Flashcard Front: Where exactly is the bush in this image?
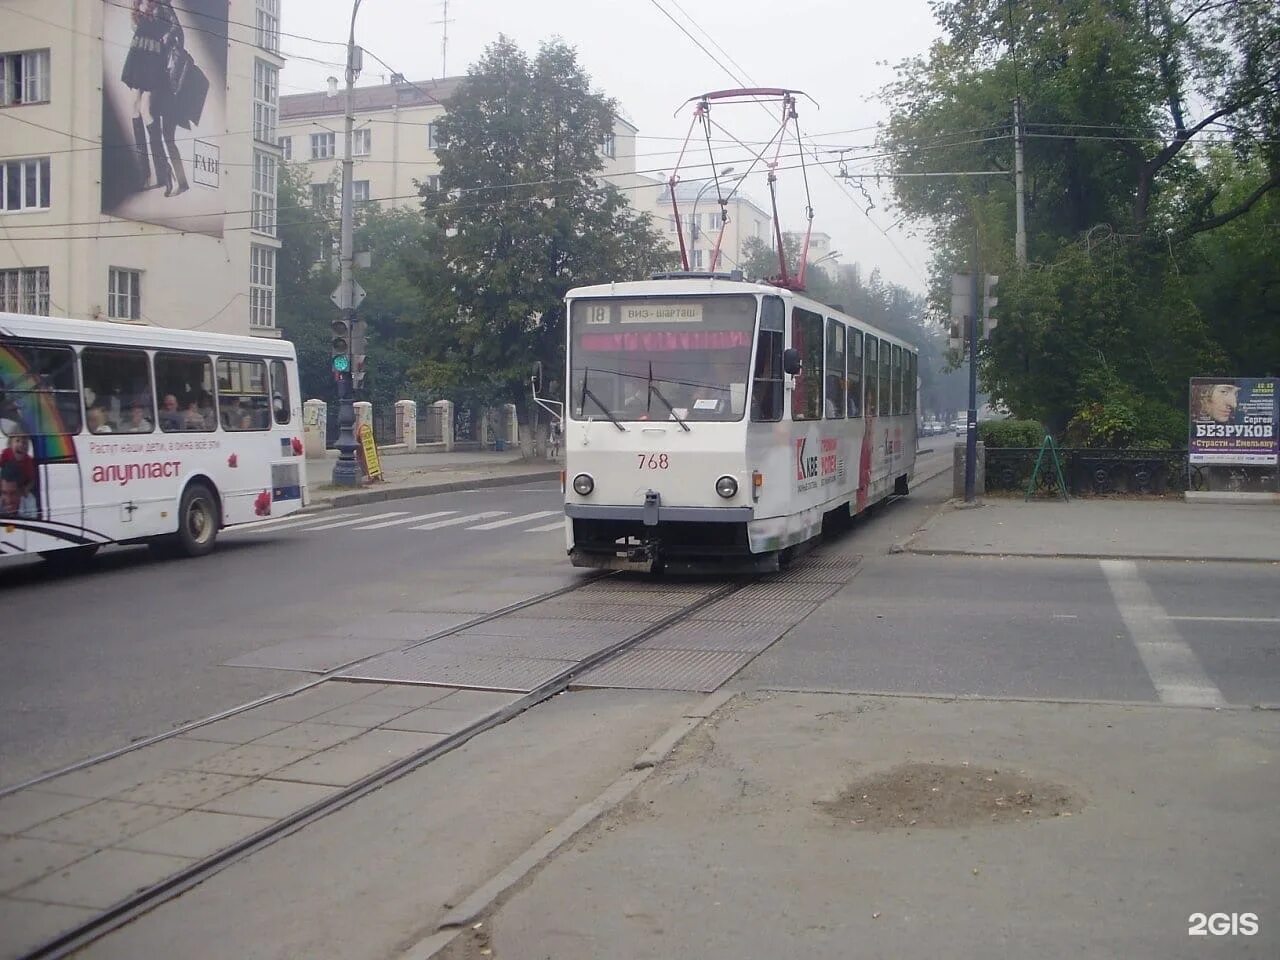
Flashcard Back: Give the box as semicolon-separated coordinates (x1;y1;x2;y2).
978;419;1045;448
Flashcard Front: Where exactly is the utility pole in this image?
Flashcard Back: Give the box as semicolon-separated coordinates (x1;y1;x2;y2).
1013;95;1027;266
964;230;980;503
330;0;364;487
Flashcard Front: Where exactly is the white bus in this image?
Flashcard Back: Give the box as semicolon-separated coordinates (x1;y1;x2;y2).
1;313;306;562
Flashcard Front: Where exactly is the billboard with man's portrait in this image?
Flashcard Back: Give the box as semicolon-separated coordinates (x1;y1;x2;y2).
101;0;229;237
1188;378;1278;465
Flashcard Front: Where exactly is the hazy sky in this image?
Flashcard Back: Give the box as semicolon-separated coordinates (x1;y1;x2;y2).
281;0;941;291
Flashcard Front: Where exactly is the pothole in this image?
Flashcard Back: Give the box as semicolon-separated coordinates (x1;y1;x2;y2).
817;762;1079;829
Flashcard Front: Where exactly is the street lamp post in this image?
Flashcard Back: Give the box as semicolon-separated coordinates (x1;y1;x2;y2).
330;0;364;487
690;166;734;269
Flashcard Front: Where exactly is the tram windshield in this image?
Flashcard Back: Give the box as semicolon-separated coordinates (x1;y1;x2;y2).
568;294;756;423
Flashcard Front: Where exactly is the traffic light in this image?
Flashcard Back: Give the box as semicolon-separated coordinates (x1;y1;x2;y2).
331;317;351;373
982;274;999;339
350;320;367;390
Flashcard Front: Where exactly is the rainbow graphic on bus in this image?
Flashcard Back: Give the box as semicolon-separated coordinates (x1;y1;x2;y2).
0;342;80;464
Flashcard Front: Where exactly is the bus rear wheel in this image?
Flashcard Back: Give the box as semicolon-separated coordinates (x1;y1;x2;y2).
156;482;220;558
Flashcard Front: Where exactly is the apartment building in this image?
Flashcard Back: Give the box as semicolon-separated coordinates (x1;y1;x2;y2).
277;74;641;215
0;0;284;335
638;177;773;274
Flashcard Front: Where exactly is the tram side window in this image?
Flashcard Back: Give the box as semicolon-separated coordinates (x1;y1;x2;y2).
218;358;270;431
889;345;901;416
269;359;292;426
825;320;845;419
847;330;863;417
155;353;216;432
908;352;917;413
0;342;81;437
81;348;153;434
880;340;892;417
791;308;823;421
865;337;879;417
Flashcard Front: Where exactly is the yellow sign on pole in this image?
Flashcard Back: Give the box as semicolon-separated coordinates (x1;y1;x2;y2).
357;423;384;481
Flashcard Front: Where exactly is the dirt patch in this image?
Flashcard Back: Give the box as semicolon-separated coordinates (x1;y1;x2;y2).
434;922;495;959
817;762;1079;829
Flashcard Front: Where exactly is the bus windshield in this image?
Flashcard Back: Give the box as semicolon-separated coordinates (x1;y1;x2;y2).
568;294;756;423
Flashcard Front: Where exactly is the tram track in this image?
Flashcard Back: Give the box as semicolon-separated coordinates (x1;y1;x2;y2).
16;571;759;960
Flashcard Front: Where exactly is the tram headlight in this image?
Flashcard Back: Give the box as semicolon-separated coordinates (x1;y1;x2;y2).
715;475;738;499
572;473;595;496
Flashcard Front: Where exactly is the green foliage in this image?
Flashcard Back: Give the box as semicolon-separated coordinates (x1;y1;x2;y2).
881;0;1280;440
410;37;675;411
978;419;1044;448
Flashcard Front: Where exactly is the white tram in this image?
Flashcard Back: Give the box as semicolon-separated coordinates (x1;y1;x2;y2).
561;274;918;573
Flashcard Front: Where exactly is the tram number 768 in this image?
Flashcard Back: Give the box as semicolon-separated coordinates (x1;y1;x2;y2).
638;454;670;470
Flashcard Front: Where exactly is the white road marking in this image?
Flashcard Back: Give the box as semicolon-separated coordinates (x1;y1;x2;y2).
526;520;567;533
1052;614;1079;620
1169;615;1280;624
467;510;560;530
351;511;456;530
228;512;358;533
410;511;506;531
304;512;409;532
1101;559;1227;707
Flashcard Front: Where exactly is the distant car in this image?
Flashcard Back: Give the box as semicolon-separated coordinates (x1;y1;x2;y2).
953;419;966;437
924;419;943;436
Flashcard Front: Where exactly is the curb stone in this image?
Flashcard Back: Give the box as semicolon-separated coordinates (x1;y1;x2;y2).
306;469;562;510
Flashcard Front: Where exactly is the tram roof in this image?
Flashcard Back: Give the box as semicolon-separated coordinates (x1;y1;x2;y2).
565;279;918;351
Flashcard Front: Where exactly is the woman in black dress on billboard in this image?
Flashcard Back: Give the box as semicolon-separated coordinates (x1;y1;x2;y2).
121;0;188;197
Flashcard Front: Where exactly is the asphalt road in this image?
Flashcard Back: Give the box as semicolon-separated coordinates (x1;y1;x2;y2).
0;482;578;786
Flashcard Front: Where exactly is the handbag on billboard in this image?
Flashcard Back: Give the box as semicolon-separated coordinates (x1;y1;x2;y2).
167;46;208;129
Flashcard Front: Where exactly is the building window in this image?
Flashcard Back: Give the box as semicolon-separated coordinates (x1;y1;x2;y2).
691;248;703;269
107;268;141;321
255;0;280;54
252;150;277;236
427;122;440;150
352;180;371;205
353;128;371;156
1;157;51;212
252;59;278;142
424;174;441;193
249;245;275;329
754;220;761;238
278;135;291;160
310;132;335;160
600;132;616;158
0;267;50;315
0;50;50;107
309;182;335;210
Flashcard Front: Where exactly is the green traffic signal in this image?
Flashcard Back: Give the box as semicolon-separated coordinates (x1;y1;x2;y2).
333;355;351;373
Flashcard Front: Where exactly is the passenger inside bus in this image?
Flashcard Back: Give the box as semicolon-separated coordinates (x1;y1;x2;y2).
88;406;114;434
0;461;38;519
159;394;183;431
122;402;153;433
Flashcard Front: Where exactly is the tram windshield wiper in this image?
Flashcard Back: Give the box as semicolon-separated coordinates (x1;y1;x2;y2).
579;368;626;432
647;362;690;432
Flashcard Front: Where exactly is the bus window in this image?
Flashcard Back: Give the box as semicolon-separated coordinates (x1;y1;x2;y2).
791;308;823;421
890;345;901;416
0;342;81;437
847;329;863;417
218;358;270;431
81;348;153;434
825;320;845;420
156;353;216;432
865;337;878;417
270;360;292;426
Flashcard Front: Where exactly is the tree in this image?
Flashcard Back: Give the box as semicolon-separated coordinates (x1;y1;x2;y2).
881;0;1279;442
410;37;674;412
275;163;336;405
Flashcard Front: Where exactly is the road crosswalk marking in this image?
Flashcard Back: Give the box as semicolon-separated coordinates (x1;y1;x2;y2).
409;511;507;531
467;510;560;530
352;511;457;530
229;512;358;533
304;511;410;532
525;520;566;533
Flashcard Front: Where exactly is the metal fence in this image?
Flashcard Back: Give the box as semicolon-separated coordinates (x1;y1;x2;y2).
418;404;444;443
985;448;1196;496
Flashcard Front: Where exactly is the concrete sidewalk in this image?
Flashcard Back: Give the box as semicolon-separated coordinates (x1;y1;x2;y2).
907;496;1280;562
305;450;561;509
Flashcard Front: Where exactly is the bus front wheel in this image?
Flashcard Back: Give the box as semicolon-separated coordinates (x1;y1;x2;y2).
172;482;220;557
